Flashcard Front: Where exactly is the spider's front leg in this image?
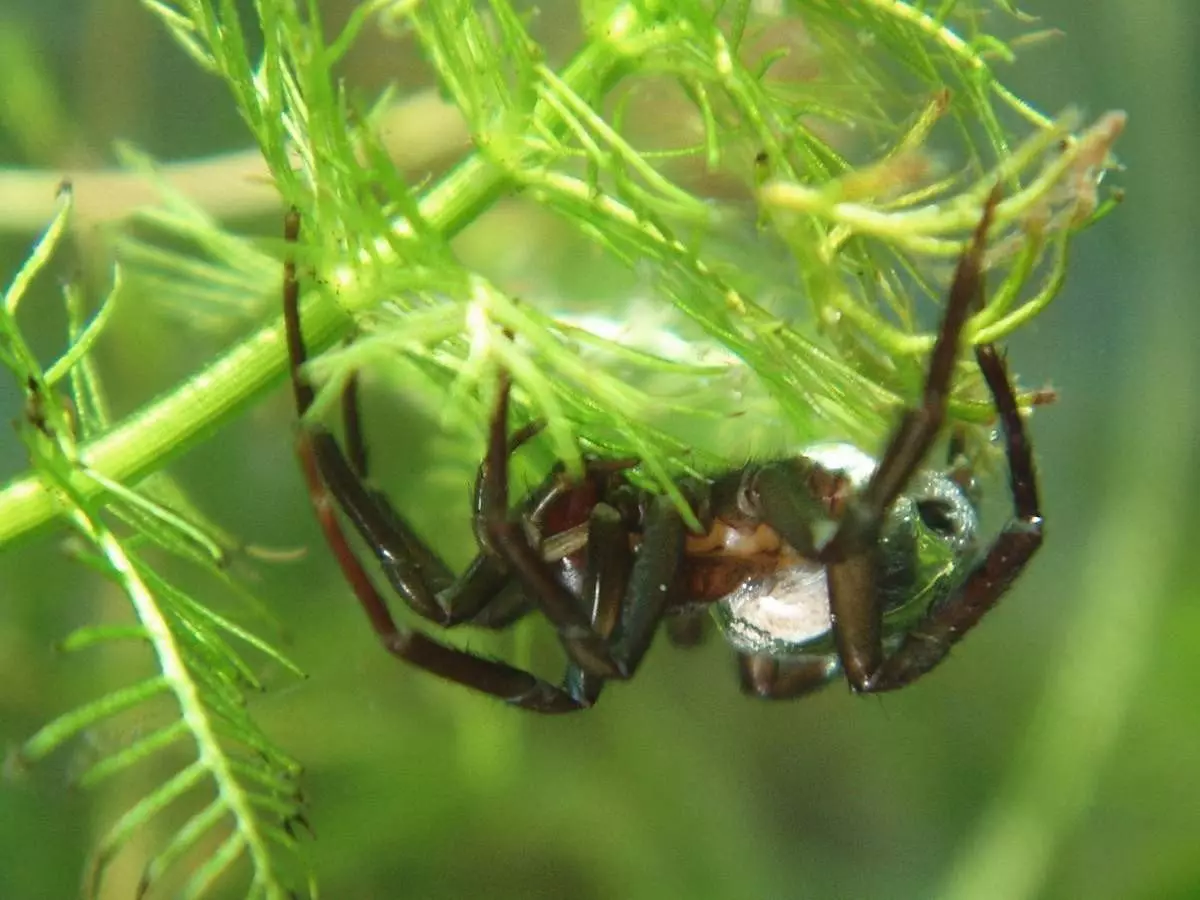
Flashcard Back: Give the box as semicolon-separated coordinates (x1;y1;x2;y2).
814;192;1002;693
816;188;1040;694
863;340;1042;691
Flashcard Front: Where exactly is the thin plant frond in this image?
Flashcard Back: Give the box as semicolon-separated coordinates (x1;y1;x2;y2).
3;198;309;898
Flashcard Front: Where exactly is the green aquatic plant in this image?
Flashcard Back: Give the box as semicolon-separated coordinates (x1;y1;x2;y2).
0;1;1122;896
2;189;311;898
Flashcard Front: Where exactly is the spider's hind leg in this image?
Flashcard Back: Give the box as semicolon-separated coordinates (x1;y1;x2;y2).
285;254;526;628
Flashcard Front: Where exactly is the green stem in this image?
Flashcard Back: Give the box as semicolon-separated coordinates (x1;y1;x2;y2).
0;40;619;549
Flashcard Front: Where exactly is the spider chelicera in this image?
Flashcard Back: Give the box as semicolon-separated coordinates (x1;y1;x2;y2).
282;190;1042;713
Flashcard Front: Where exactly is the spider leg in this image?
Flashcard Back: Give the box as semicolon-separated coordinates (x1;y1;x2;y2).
611;493;688;669
342;373;369;478
477;367;644;678
291;429;589;711
581;504;635;637
285;216;549;628
862;342;1043;691
823;186;1000;563
562;503;633;705
564;495;688;704
430;419;557;626
300;374;511;625
283;212;588;712
747;459;837;557
814;189;1000;691
738;654;836;700
282;226;460;622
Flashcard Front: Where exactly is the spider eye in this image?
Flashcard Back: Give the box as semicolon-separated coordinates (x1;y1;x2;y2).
917;499;958;537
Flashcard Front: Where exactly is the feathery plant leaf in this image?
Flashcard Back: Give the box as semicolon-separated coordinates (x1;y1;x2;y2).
3;189;310;898
0;1;1125;540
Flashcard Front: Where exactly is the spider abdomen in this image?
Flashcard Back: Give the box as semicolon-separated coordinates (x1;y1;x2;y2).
712;557;834;657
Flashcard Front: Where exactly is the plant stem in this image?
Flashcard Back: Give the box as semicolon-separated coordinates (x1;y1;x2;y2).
0;89;466;233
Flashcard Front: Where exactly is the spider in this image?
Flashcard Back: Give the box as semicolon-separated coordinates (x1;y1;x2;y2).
282;190;1042;713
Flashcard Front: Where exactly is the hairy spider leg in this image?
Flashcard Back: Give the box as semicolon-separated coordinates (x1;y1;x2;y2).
284;210;587;712
284;221;544;629
722;189;1023;696
824;187;999;561
734;384;1027;700
794;186;1040;694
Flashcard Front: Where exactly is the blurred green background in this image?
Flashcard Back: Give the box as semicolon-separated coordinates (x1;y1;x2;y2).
1;2;1197;899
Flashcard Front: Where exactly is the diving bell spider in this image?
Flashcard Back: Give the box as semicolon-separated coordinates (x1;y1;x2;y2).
282;192;1042;713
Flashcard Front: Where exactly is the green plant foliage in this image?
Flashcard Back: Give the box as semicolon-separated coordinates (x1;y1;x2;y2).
0;1;1129;897
0;0;1124;543
2;190;310;899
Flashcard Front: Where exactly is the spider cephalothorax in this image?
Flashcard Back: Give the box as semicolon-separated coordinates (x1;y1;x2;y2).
283;190;1042;712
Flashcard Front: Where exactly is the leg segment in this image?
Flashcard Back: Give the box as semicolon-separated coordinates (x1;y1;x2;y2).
283;211;590;712
749;460;840;557
738;654;836;700
477;369;631;678
816;190;1001;691
806;189;1042;693
284;217;540;629
822;186;1000;564
280;227;461;622
564;494;688;704
610;493;687;670
863;341;1043;690
563;503;634;706
291;429;588;711
748;196;999;693
342;374;369;478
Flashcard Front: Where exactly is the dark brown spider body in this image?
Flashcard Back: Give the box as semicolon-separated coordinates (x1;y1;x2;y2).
523;462;818;620
283;188;1043;712
522;446;981;696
